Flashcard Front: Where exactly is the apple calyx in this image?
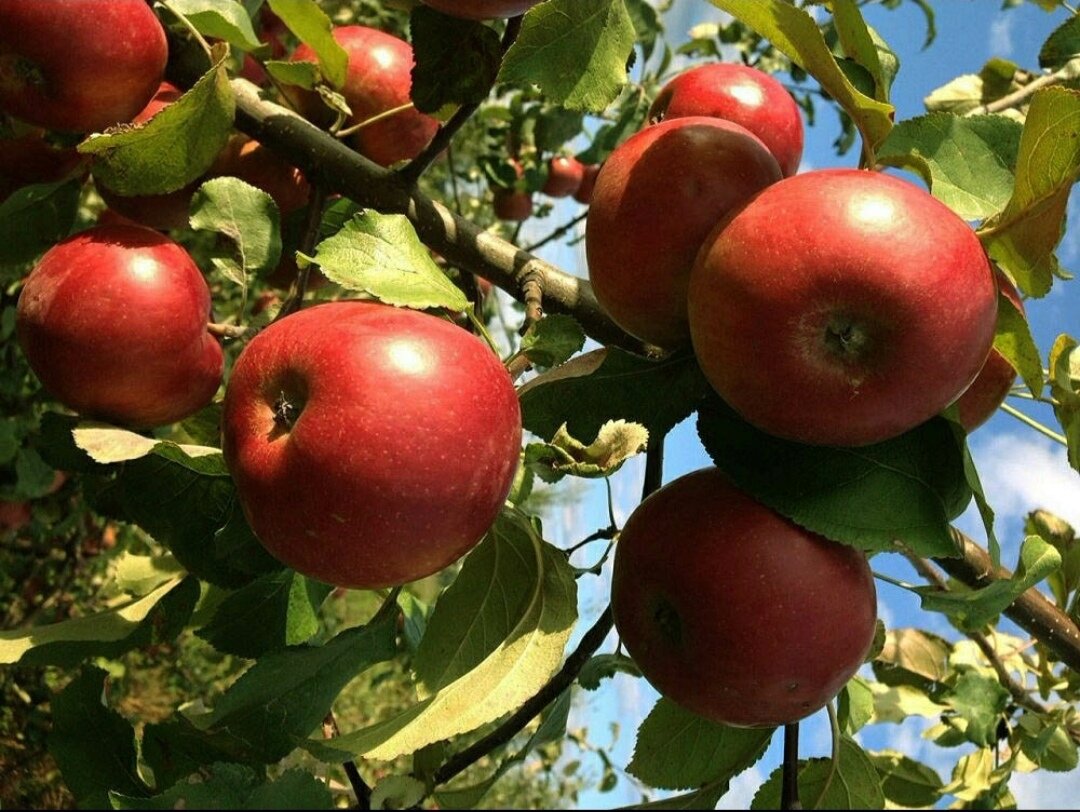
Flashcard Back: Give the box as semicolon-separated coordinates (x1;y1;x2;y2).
824;315;872;361
272;391;303;431
653;598;683;645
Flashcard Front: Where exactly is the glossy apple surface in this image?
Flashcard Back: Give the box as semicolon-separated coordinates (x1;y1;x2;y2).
649;63;804;177
542;155;585;198
287;26;439;167
955;269;1024;432
586;116;781;349
17;225;223;427
688;168;998;447
421;1;541;19
0;0;167;133
221;301;523;589
611;467;877;728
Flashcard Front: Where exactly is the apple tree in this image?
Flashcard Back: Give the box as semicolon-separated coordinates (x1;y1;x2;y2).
2;0;1080;809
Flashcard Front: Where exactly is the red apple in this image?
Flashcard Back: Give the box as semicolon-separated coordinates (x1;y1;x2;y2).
221;300;522;589
586;116;781;349
421;0;542;19
17;225;223;427
0;500;32;533
542;155;585;198
0;0;168;133
573;162;600;205
286;26;439;168
955;269;1024;432
611;467;877;728
494;188;533;221
210;135;311;215
688;168;998;447
649;63;804;178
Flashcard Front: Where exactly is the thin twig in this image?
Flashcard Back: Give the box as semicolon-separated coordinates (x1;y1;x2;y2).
523;211;588;254
206;322;251;340
999;402;1068;446
781;723;802;810
969;61;1080;116
322;712;373;810
278;186;329;319
336;102;417;139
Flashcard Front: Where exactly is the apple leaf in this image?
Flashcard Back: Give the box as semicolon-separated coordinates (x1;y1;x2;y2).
167;0;262;52
114;552;185;597
410;7;502;114
830;0;896;103
876;113;1021;220
959;434;1000;567
498;0;636;113
0;577;198;667
0;179;80;274
1039;15;1080;70
980;87;1080;298
751;736;885;809
872;628;952;690
264;59;321;90
519;314;586;368
190;176;283;283
943;669;1013;748
72;422;220;465
994;285;1043;398
1017;713;1080;772
867;683;950;725
79;46;235;195
524;420;648;483
195;569;334;658
939;749;998;804
47;666;150;809
867;750;945;809
111;764;334;810
706;0;894;154
696;395;969;557
304;510;577;762
627;698;774;791
915;535;1061;631
1049;334;1080;471
194;604;399;764
577;652;641;690
838;676;875;736
267;0;347;89
623;782;729;809
309;212;469;313
520;348;710;444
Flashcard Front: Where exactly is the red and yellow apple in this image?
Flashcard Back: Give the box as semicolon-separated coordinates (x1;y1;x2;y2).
611;467;878;728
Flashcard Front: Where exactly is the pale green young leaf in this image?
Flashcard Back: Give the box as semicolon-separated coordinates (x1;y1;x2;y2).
578;652;641;690
79;48;235;195
627;697;773;791
311;212;469;312
267;0;347;88
524;420;648;483
168;0;262;51
867;682;949;725
520;314;586;368
1048;334;1080;471
940;748;995;802
706;0;894;153
1017;712;1080;771
994;284;1043;398
264;59;321;90
867;750;944;809
751;736;885;809
873;628;952;687
838;676;875;735
831;0;896;102
190;176;283;280
498;0;636;112
114;552;184;597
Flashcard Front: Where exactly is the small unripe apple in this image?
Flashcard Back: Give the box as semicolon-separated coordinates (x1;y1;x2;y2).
17;225;223;427
286;26;439;167
649;63;804;177
542;155;585;198
0;0;168;133
688;168;998;447
586;116;781;349
612;467;877;728
421;1;542;19
221;301;523;589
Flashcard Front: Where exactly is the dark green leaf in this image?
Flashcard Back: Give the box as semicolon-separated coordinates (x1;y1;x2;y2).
410;7;502;114
578;653;641;690
943;669;1011;746
1039;15;1080;69
623;781;728;809
110;763;334;809
831;1;897;102
169;0;262;52
0;180;80;272
867;750;943;808
520;314;585;368
1017;712;1080;772
751;736;885;809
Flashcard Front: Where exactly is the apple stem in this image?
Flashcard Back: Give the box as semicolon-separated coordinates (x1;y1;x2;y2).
781;723;802;810
998;402;1068;445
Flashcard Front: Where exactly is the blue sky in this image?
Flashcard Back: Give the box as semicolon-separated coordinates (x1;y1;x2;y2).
510;2;1080;808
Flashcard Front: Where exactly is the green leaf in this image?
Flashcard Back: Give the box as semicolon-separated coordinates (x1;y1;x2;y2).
310;212;469;312
72;422;220;465
410;7;502;114
306;511;577;762
520;314;586;368
838;676;874;735
751;736;885;809
197;606;398;763
266;0;347;88
831;0;896;102
1017;712;1080;771
994;283;1043;398
1048;334;1080;471
169;0;262;52
190;176;283;282
915;535;1061;630
524;420;647;484
114;552;185;597
498;0;636;112
79;49;235;195
195;570;333;658
872;628;952;690
943;669;1011;746
13;446;57;498
706;0;894;153
696;395;968;557
867;750;943;808
960;435;1001;567
520;348;710;444
981;87;1080;297
877;114;1022;220
577;652;641;690
1039;15;1080;69
627;697;773;791
0;179;80;272
48;666;149;809
110;763;334;809
0;578;198;666
264;59;321;90
623;781;728;809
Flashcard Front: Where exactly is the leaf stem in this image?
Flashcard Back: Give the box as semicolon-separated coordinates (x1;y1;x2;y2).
335;102;417;139
158;0;214;61
871;570;920;592
523;211;588;254
999;402;1068;445
781;723;802;810
808;703;841;809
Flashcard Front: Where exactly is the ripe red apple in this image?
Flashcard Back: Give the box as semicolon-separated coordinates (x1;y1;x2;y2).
210;135;311;215
542;155;585;198
494;188;533;221
586;116;781;349
286;26;439;167
649;63;804;178
421;1;542;19
573;162;600;205
955;269;1024;432
17;225;223;427
611;467;877;728
0;0;167;133
688;168;998;447
221;300;522;589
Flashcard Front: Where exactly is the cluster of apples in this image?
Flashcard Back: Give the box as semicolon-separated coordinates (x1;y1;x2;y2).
587;63;1022;727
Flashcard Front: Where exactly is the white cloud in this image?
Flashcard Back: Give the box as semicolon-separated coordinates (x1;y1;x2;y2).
988;16;1015;58
1011;768;1080;809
